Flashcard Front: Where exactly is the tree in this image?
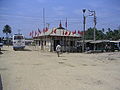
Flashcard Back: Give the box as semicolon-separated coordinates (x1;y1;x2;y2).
96;30;106;40
85;27;120;41
3;25;12;45
85;28;105;40
106;28;114;40
112;29;120;40
105;28;120;40
85;27;94;40
3;25;12;35
102;28;105;32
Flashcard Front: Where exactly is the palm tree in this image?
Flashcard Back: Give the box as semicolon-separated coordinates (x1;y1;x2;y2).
3;25;12;45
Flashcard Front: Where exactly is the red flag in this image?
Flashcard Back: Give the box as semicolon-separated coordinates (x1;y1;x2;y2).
65;18;67;28
38;28;41;34
35;31;37;37
43;28;45;33
65;31;71;35
72;30;76;34
32;31;34;37
29;32;32;36
74;30;76;34
65;31;68;35
59;20;62;27
78;30;81;34
45;27;48;32
54;28;57;33
51;28;57;34
68;31;71;35
37;32;39;36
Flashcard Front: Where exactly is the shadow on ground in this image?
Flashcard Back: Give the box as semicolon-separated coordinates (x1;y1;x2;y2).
14;49;32;51
1;50;8;51
23;49;32;51
0;52;3;54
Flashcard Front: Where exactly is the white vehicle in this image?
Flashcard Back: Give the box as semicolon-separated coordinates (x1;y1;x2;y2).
13;34;25;50
0;42;3;48
0;37;3;49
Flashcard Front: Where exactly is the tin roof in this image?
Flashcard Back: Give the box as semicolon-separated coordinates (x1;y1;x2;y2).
34;28;81;38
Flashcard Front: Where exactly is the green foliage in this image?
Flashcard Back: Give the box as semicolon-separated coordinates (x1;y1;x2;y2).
2;25;12;45
96;30;106;40
85;27;120;40
85;28;105;40
85;27;94;40
3;25;12;35
106;28;120;40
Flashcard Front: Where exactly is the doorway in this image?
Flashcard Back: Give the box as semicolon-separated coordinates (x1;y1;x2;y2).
54;40;60;51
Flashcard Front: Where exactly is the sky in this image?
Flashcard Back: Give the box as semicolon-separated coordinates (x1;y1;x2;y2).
0;0;120;37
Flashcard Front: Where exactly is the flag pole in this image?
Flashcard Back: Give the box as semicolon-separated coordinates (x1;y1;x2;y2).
67;18;70;53
43;8;45;32
43;8;46;50
65;18;68;52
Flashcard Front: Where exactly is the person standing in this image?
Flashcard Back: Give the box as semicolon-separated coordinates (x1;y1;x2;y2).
56;44;61;57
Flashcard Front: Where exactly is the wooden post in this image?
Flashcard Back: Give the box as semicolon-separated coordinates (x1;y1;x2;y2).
0;75;3;90
0;48;1;53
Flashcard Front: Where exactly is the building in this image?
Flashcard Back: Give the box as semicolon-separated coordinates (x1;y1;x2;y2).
33;26;81;52
85;40;120;52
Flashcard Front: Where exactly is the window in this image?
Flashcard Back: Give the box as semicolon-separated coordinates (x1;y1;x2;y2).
14;36;23;40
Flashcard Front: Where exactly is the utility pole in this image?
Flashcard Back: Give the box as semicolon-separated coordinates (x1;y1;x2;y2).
93;11;96;41
43;8;45;31
82;9;86;52
93;11;96;51
88;10;97;51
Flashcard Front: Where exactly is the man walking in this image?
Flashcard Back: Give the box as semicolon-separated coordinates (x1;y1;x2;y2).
56;44;61;57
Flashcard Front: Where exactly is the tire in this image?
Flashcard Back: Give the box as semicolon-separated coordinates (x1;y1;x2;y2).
13;48;17;51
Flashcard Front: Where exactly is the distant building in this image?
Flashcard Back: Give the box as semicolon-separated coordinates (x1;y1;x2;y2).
33;26;81;52
25;39;33;45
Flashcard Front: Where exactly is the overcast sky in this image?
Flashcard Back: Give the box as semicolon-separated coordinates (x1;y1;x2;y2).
0;0;120;37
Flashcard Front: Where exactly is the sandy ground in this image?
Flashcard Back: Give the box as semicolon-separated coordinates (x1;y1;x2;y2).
0;46;120;90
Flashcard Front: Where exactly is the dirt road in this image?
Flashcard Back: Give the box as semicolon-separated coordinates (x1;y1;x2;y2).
0;46;120;90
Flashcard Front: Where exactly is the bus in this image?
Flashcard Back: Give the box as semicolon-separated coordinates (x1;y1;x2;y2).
13;34;25;50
